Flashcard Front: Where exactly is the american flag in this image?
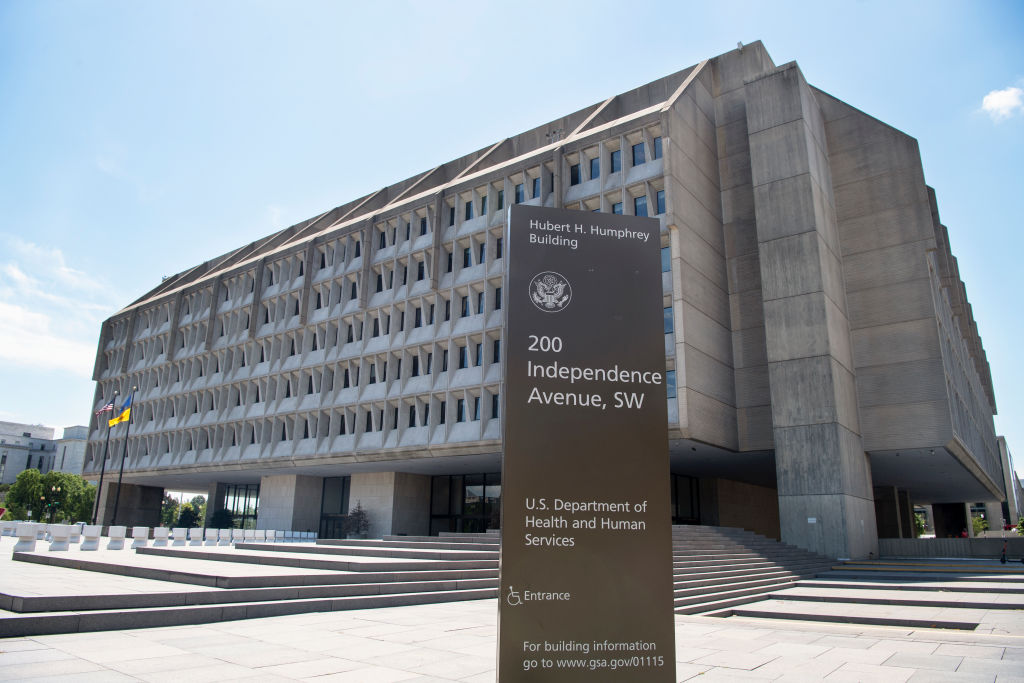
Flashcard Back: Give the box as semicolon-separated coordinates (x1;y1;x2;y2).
95;401;115;415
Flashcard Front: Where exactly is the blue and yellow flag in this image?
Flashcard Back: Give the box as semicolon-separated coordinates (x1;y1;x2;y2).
108;394;133;427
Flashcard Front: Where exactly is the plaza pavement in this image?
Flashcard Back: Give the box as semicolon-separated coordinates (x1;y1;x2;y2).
2;535;1024;680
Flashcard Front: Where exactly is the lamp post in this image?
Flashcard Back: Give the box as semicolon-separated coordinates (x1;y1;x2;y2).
42;485;62;524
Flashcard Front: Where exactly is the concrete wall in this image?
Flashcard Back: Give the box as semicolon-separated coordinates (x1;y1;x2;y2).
257;474;324;532
744;62;877;560
716;478;780;540
348;471;431;537
95;482;163;527
879;537;1024;559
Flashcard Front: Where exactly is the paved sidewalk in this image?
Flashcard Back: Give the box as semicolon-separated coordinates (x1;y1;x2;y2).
2;598;1024;681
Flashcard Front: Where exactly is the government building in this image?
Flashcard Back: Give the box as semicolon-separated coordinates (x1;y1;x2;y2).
85;42;1005;560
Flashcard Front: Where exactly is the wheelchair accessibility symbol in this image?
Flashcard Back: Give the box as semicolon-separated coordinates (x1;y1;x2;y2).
506;586;522;606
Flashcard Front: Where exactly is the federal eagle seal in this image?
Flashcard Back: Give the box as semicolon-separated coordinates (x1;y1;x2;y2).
529;271;572;312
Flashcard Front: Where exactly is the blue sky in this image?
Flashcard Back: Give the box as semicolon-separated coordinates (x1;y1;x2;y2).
1;1;1022;473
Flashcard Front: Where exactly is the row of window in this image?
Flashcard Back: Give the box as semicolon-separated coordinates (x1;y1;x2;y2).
568;136;662;186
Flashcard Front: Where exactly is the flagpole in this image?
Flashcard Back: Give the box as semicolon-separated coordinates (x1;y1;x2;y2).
91;389;118;525
110;386;137;526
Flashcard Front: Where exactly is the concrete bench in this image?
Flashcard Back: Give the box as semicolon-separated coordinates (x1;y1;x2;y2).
1;520;18;536
69;523;84;544
218;528;232;546
171;527;188;546
243;529;256;543
231;529;245;544
265;529;277;542
131;526;149;549
80;525;102;551
13;522;39;552
205;528;219;546
152;527;170;547
48;524;74;551
107;525;127;550
188;527;203;545
254;529;266;542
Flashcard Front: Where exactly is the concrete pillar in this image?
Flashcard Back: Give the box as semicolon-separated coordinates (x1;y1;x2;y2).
95;482;163;527
349;471;431;538
256;475;323;532
746;63;877;560
873;486;902;538
984;501;1004;533
898;490;915;537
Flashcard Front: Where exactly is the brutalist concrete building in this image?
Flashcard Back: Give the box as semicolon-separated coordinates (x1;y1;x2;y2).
86;42;1001;559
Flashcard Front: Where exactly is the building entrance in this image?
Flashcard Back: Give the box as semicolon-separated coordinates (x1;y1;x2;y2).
430;473;501;535
319;476;351;539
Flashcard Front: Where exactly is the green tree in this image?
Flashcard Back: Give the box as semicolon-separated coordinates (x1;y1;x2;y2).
6;469;44;520
208;508;234;529
160;493;179;527
190;495;207;524
176;502;199;528
913;512;926;537
972;514;989;536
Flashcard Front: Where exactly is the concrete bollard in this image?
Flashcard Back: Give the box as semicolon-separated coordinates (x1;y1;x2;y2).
152;527;170;547
189;527;204;546
80;525;102;551
171;528;188;546
205;528;219;546
131;527;149;549
107;525;127;550
13;522;38;552
48;524;73;551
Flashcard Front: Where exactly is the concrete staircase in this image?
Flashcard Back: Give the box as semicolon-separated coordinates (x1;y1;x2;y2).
670;525;835;615
1;533;500;637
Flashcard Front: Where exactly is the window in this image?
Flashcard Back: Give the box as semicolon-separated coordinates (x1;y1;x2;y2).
495;286;502;310
589;157;600;180
496;237;503;259
493;339;501;363
497;189;504;210
461;296;470;317
569;163;581;186
411;356;420;377
429;303;435;324
442;349;449;371
610;149;621;173
372;318;380;337
417;261;425;281
350;281;358;300
515;183;524;203
476;291;484;315
354;240;361;257
474;342;482;366
457;398;466;423
405;222;411;241
664;307;674;334
459;346;468;369
612;202;623;215
379;231;387;249
464;201;473;221
420;217;428;235
449;206;456;226
444;299;451;321
634;195;648;217
473;396;480;421
653;136;662;159
423;404;430;425
661;246;671;273
409;405;417;427
375;274;383;292
479;242;486;265
446;250;453;273
365;411;373;432
439;401;446;425
426;352;433;374
532;177;541;198
666;370;677;399
463;247;472;268
632;142;645;166
656;189;665;215
492;393;500;418
401;265;407;286
480;196;487;215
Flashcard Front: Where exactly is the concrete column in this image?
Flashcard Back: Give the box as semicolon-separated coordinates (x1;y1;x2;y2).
873;486;902;538
349;471;431;538
95;482;163;527
256;474;324;532
746;63;877;560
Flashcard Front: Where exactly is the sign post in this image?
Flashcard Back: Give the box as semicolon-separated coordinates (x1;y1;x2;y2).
498;205;676;681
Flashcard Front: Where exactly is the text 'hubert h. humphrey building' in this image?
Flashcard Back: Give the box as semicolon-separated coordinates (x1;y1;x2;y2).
86;42;1002;560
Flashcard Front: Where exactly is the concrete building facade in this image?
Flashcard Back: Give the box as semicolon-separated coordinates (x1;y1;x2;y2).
85;43;1002;559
